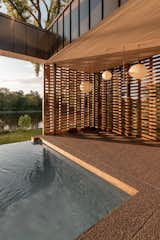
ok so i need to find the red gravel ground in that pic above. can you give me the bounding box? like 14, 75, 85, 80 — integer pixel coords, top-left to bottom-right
41, 131, 160, 240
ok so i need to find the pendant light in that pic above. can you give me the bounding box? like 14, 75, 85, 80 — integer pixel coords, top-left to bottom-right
128, 63, 147, 79
80, 81, 92, 94
102, 70, 112, 81
128, 44, 147, 79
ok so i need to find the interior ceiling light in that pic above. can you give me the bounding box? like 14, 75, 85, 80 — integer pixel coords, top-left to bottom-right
128, 44, 147, 79
102, 70, 112, 80
128, 63, 147, 79
80, 81, 92, 94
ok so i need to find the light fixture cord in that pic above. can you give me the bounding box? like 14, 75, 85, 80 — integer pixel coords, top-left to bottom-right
123, 46, 125, 81
137, 44, 141, 63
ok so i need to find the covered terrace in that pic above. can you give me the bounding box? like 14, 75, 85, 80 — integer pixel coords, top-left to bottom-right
0, 0, 160, 239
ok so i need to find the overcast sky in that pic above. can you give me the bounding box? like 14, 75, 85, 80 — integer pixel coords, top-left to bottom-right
0, 56, 43, 95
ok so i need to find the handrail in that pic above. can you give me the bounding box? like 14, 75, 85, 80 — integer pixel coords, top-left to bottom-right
47, 0, 74, 30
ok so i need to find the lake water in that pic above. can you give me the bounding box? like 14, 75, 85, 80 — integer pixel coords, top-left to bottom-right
0, 112, 42, 132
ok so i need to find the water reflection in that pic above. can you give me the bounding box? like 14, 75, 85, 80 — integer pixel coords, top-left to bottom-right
0, 148, 55, 211
29, 149, 56, 190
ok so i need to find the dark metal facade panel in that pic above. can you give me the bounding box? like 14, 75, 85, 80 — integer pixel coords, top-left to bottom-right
0, 13, 56, 60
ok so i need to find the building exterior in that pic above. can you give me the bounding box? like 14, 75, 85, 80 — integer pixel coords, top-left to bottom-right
0, 0, 160, 141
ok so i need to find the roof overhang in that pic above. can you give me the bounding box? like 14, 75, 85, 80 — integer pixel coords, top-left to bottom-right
47, 0, 160, 72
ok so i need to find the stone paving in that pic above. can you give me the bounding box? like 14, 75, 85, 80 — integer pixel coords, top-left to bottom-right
41, 131, 160, 240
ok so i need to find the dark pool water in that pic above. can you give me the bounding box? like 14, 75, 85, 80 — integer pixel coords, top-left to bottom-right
0, 141, 129, 240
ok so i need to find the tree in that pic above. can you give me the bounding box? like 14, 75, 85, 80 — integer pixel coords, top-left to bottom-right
0, 0, 64, 28
0, 88, 42, 111
18, 114, 31, 130
0, 119, 5, 132
0, 0, 69, 74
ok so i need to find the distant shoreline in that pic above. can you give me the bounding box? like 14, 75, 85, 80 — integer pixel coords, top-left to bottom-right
0, 110, 42, 114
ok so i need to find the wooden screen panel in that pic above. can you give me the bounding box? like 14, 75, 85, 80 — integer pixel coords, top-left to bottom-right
80, 72, 85, 129
94, 73, 101, 129
90, 74, 95, 128
61, 68, 68, 131
43, 64, 50, 134
141, 58, 152, 140
84, 72, 90, 128
106, 79, 112, 132
69, 69, 76, 129
56, 67, 62, 132
76, 71, 82, 129
124, 65, 131, 136
112, 67, 122, 135
44, 55, 160, 141
153, 55, 160, 140
130, 75, 139, 137
43, 64, 55, 135
101, 76, 107, 130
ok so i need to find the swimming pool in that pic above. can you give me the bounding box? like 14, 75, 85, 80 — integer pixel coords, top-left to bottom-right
0, 141, 129, 240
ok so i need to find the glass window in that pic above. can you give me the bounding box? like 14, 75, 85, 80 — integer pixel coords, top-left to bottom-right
71, 0, 79, 41
51, 21, 58, 53
80, 0, 89, 36
120, 0, 128, 5
52, 21, 57, 35
103, 0, 118, 18
64, 6, 70, 46
57, 15, 63, 50
90, 0, 102, 29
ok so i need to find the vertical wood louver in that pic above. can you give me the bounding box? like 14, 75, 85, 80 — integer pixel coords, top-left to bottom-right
44, 54, 160, 141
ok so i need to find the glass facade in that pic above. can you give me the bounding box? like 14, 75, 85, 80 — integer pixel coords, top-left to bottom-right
103, 0, 119, 18
57, 15, 64, 50
52, 22, 58, 52
90, 0, 102, 29
64, 7, 71, 46
80, 0, 89, 36
47, 0, 128, 55
71, 0, 79, 41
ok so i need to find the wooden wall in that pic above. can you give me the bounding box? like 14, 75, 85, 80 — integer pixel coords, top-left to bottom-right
44, 55, 160, 141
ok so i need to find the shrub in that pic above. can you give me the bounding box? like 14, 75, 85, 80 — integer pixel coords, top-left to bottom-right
0, 119, 5, 132
18, 114, 31, 130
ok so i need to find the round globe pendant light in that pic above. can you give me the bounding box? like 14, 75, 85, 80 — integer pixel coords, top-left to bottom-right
128, 63, 147, 79
102, 70, 112, 80
80, 81, 92, 94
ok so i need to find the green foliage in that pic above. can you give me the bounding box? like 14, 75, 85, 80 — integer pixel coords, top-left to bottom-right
0, 119, 5, 132
0, 128, 42, 145
18, 114, 31, 129
1, 0, 69, 28
0, 88, 42, 111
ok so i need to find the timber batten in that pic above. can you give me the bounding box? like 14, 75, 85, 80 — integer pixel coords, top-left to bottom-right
44, 54, 160, 141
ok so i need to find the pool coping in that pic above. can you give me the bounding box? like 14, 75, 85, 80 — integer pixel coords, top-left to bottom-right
41, 138, 138, 197
39, 134, 160, 240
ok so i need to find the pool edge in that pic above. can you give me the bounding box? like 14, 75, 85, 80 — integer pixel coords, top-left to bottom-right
41, 137, 138, 197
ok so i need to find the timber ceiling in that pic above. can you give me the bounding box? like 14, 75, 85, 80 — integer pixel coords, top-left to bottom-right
47, 0, 160, 72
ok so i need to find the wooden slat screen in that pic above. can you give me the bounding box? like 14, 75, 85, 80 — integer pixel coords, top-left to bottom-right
44, 54, 160, 141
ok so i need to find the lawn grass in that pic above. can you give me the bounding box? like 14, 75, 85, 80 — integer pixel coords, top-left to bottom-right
0, 129, 42, 145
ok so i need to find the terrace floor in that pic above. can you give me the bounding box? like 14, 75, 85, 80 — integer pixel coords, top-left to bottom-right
41, 130, 160, 240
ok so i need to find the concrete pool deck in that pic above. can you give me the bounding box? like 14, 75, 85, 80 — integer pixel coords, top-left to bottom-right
41, 131, 160, 240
